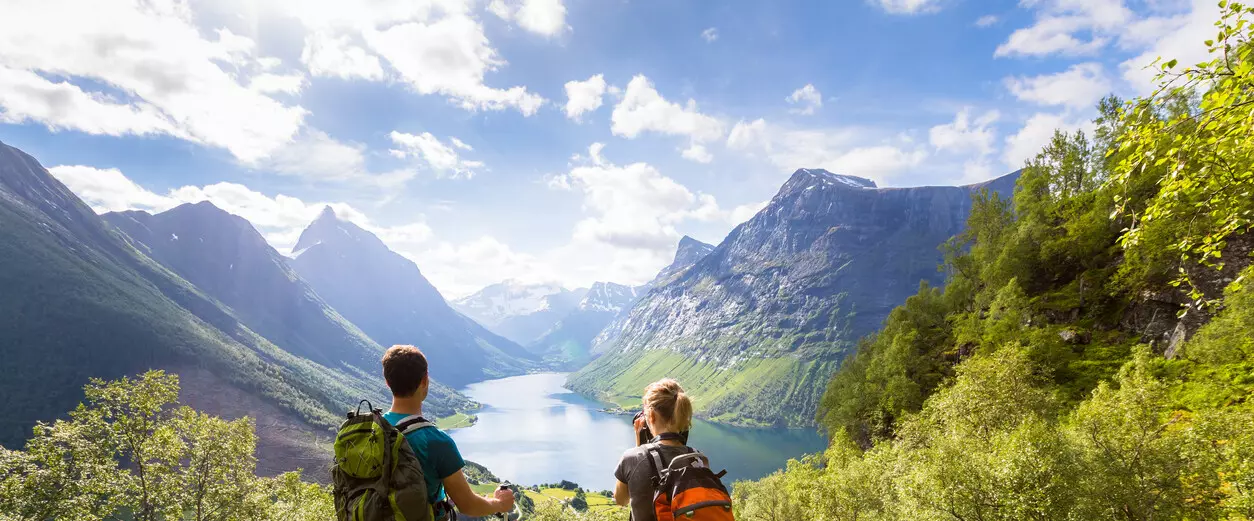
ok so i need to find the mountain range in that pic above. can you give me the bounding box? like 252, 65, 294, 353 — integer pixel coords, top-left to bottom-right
527, 281, 640, 367
588, 236, 716, 358
567, 168, 1018, 427
0, 141, 512, 474
2, 136, 1020, 471
288, 207, 535, 387
452, 281, 587, 345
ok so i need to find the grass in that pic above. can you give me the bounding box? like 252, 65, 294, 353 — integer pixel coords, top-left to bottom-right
569, 348, 840, 428
436, 412, 477, 430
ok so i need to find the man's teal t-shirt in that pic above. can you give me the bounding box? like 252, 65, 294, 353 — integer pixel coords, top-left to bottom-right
383, 412, 466, 504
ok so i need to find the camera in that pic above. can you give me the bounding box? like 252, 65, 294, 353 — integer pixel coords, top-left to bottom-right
633, 410, 689, 445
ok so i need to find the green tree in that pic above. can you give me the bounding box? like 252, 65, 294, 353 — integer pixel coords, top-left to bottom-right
1112, 2, 1254, 303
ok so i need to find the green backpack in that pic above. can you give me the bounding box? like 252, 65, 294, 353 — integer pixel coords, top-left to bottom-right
332, 401, 433, 521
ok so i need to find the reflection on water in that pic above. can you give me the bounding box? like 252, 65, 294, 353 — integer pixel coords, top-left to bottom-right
448, 373, 827, 491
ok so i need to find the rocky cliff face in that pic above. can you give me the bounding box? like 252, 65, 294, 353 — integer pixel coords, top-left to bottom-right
529, 282, 640, 367
104, 203, 380, 370
568, 168, 1019, 427
288, 208, 534, 387
589, 236, 716, 357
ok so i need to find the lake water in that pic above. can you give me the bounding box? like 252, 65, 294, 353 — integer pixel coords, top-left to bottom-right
448, 373, 828, 491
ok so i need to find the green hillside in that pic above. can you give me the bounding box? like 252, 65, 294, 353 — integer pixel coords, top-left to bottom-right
734, 7, 1254, 518
0, 142, 471, 469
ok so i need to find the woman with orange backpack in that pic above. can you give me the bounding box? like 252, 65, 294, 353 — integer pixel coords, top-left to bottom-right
612, 379, 735, 521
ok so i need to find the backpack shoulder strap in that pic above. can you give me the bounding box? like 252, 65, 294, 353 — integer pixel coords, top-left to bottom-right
645, 445, 668, 484
395, 414, 437, 435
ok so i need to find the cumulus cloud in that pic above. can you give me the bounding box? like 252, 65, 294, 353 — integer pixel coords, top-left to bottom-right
1119, 0, 1221, 92
1005, 62, 1113, 109
564, 74, 608, 121
48, 164, 426, 253
872, 0, 945, 15
786, 84, 823, 115
611, 75, 724, 162
929, 108, 1000, 156
702, 28, 719, 42
729, 200, 769, 224
975, 15, 999, 27
727, 118, 927, 185
0, 0, 307, 163
300, 32, 386, 81
280, 0, 546, 115
389, 131, 485, 179
365, 15, 545, 115
1002, 112, 1096, 169
249, 73, 306, 95
548, 143, 719, 252
993, 0, 1208, 61
487, 0, 568, 37
681, 143, 714, 164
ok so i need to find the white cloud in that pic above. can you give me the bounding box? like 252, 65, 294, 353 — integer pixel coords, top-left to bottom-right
729, 200, 769, 224
409, 236, 548, 298
486, 0, 568, 37
0, 66, 178, 138
872, 0, 944, 15
929, 108, 1000, 155
0, 0, 307, 163
702, 28, 719, 42
48, 164, 425, 253
265, 129, 383, 183
389, 131, 484, 179
1119, 0, 1221, 92
552, 144, 718, 252
1005, 62, 1112, 109
681, 143, 713, 164
786, 84, 823, 115
611, 75, 725, 161
49, 165, 181, 214
727, 119, 770, 150
994, 0, 1151, 58
249, 73, 306, 95
1002, 112, 1095, 169
364, 14, 545, 115
996, 16, 1109, 57
975, 15, 999, 27
563, 74, 608, 121
450, 137, 473, 151
727, 118, 927, 185
300, 32, 386, 81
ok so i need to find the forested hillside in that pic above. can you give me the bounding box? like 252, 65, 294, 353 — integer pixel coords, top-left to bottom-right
734, 4, 1254, 519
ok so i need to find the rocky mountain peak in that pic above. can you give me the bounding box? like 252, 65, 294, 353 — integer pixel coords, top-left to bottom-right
292, 207, 384, 256
783, 168, 878, 193
579, 282, 637, 313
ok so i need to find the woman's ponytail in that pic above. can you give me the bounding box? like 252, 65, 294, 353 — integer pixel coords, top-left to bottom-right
643, 378, 693, 433
673, 391, 693, 432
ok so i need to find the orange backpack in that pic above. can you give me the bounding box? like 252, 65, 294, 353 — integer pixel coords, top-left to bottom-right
647, 445, 735, 521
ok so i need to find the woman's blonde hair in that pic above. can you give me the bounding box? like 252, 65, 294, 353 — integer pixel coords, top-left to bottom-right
643, 378, 693, 432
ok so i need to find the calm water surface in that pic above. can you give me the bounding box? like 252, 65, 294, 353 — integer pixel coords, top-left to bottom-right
448, 373, 827, 491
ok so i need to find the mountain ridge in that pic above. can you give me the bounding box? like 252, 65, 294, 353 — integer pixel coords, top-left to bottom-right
568, 168, 1019, 427
288, 207, 535, 387
0, 141, 471, 475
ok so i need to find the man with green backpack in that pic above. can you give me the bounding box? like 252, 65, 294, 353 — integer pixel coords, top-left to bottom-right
332, 345, 515, 520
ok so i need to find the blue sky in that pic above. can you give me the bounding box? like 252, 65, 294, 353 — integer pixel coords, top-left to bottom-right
0, 0, 1220, 296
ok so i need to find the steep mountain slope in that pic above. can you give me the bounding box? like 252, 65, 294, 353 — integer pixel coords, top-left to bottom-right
103, 203, 380, 370
288, 208, 534, 387
589, 236, 716, 357
568, 168, 1018, 427
0, 141, 469, 474
528, 282, 639, 367
453, 281, 587, 345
